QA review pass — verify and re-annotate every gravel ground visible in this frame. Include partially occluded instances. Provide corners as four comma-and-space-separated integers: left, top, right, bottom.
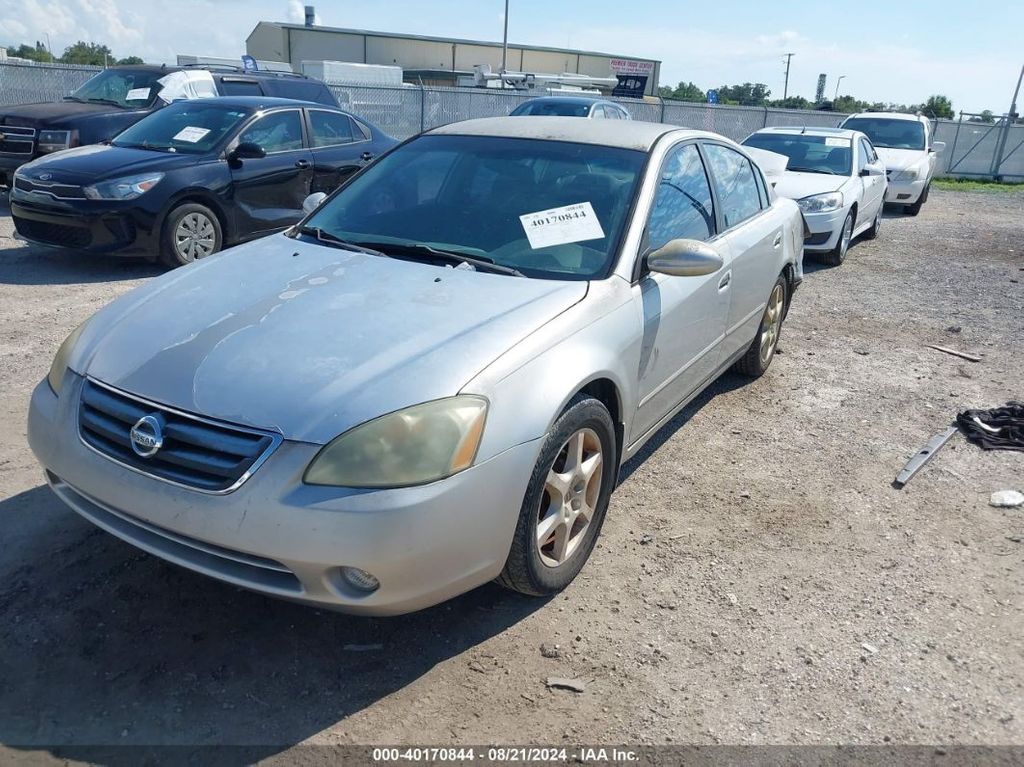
0, 189, 1021, 758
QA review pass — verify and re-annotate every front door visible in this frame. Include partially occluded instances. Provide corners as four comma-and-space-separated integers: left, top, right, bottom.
630, 141, 731, 443
229, 108, 313, 237
306, 109, 375, 195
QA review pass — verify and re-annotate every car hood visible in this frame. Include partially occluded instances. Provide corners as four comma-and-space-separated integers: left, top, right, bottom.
875, 147, 926, 171
77, 235, 588, 444
19, 143, 200, 183
0, 100, 113, 126
771, 171, 848, 200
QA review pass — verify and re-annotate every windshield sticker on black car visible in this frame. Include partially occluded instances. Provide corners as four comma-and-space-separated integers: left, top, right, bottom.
173, 126, 211, 143
126, 87, 151, 101
519, 202, 605, 250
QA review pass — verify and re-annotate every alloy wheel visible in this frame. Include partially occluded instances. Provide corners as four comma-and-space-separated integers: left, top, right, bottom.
759, 283, 785, 365
174, 212, 217, 261
536, 427, 604, 568
838, 214, 853, 259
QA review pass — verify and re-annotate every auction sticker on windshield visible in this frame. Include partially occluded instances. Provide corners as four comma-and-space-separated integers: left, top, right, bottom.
173, 126, 211, 143
520, 202, 605, 249
825, 137, 850, 147
126, 87, 151, 101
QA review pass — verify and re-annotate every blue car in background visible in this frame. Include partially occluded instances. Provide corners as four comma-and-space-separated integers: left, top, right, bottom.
10, 96, 396, 266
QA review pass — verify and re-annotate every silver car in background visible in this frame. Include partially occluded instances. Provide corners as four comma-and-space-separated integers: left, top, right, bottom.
28, 117, 804, 615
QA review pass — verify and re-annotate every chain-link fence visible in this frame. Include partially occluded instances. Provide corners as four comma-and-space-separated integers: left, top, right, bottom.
2, 61, 1020, 179
0, 61, 100, 106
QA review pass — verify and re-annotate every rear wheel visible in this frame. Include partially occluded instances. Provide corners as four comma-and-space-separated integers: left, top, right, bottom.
733, 274, 787, 378
863, 205, 882, 240
819, 211, 854, 266
497, 395, 617, 597
161, 203, 222, 267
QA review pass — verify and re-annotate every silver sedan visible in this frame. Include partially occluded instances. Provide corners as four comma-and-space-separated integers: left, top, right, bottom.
28, 117, 805, 615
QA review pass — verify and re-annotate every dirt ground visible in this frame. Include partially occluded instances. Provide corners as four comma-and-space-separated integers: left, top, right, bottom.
0, 188, 1021, 758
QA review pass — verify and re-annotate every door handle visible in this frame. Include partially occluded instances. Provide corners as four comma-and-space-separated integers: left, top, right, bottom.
361, 151, 374, 162
773, 233, 783, 248
718, 270, 732, 291
295, 159, 311, 169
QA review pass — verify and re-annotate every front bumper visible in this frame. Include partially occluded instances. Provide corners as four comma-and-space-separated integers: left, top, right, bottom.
800, 207, 849, 252
885, 176, 927, 204
10, 192, 160, 256
28, 374, 543, 615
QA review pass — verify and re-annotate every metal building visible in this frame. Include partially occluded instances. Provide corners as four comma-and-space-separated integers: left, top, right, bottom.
245, 22, 661, 96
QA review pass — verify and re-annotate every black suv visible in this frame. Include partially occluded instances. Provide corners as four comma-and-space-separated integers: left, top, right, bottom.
0, 64, 338, 185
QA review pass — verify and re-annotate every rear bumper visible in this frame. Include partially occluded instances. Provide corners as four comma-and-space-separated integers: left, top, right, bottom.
10, 195, 159, 255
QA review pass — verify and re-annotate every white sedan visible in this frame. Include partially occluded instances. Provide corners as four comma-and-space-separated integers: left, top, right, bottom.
743, 127, 887, 266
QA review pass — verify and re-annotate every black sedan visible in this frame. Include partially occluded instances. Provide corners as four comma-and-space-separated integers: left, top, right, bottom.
10, 97, 396, 266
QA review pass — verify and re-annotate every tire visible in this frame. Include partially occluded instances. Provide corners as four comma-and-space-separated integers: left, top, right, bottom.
862, 205, 882, 240
160, 203, 223, 267
732, 274, 787, 378
819, 211, 854, 266
905, 184, 928, 216
497, 395, 617, 597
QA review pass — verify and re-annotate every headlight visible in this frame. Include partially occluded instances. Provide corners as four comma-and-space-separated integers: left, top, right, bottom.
37, 129, 77, 154
47, 322, 86, 394
84, 173, 164, 200
797, 191, 844, 214
896, 168, 919, 182
304, 396, 488, 488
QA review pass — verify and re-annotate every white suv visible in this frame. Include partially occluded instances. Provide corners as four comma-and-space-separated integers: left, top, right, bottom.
839, 112, 945, 216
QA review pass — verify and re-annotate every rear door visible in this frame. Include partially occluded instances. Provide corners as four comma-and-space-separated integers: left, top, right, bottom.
859, 138, 885, 221
228, 108, 313, 236
305, 108, 375, 194
701, 141, 781, 362
630, 141, 730, 442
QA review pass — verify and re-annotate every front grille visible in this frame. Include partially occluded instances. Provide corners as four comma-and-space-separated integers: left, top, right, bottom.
78, 379, 279, 493
0, 125, 35, 155
14, 217, 92, 248
14, 176, 86, 199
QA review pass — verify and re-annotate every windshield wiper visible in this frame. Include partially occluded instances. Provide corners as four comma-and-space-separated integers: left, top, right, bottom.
293, 226, 387, 257
352, 240, 526, 277
788, 166, 838, 175
63, 95, 87, 103
86, 97, 126, 108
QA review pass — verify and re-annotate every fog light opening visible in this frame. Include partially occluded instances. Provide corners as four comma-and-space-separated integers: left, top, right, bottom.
340, 566, 380, 593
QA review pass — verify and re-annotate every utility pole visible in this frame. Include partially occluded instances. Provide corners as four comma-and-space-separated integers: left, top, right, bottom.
501, 0, 509, 78
990, 63, 1024, 179
834, 75, 846, 101
783, 53, 794, 100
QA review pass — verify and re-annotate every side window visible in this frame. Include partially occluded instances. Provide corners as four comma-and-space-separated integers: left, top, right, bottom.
352, 119, 371, 141
237, 110, 304, 153
591, 106, 606, 119
856, 140, 870, 173
309, 110, 356, 147
702, 143, 762, 228
753, 164, 769, 208
862, 139, 877, 164
646, 143, 716, 251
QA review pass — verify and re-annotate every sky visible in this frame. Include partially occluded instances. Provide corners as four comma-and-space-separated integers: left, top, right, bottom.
0, 0, 1020, 113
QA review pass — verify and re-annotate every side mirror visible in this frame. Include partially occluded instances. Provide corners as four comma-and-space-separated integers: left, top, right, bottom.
302, 192, 327, 214
231, 141, 266, 160
646, 239, 724, 277
860, 163, 884, 177
932, 141, 946, 154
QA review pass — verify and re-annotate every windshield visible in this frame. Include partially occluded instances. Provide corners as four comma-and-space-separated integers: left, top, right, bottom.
112, 102, 252, 154
842, 118, 925, 150
743, 133, 853, 175
511, 101, 591, 117
304, 134, 646, 280
69, 68, 164, 108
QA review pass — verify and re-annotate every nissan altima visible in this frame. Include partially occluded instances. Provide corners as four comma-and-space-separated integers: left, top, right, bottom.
28, 117, 804, 615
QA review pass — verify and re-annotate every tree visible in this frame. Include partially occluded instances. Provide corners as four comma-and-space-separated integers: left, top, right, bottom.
715, 82, 771, 107
117, 56, 144, 65
660, 80, 705, 102
60, 41, 114, 66
6, 42, 53, 63
770, 95, 810, 110
921, 94, 954, 120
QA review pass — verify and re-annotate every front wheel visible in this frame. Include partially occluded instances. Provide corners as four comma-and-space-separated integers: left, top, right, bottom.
819, 211, 853, 266
905, 184, 928, 216
733, 274, 787, 378
161, 203, 223, 267
497, 395, 617, 597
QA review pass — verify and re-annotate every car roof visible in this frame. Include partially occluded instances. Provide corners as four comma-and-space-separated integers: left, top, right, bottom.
169, 95, 331, 110
845, 111, 925, 123
429, 116, 713, 151
754, 127, 862, 139
519, 96, 613, 106
107, 64, 317, 80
